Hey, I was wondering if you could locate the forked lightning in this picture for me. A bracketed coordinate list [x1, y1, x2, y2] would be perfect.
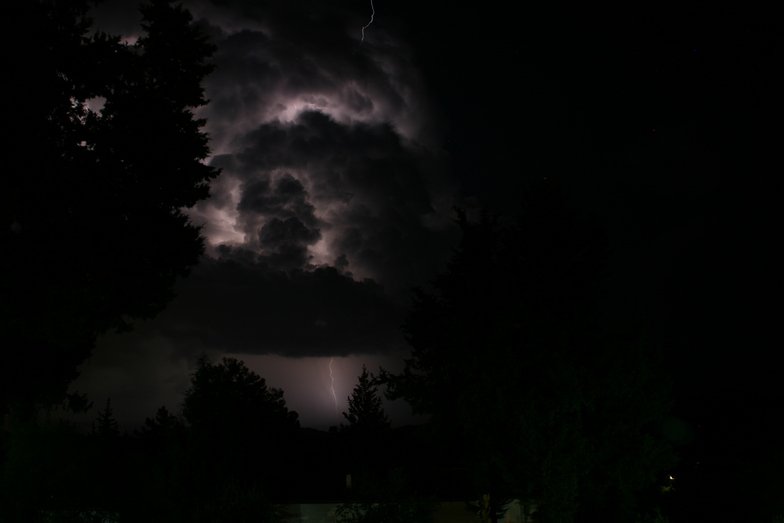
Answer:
[360, 0, 375, 44]
[329, 358, 339, 416]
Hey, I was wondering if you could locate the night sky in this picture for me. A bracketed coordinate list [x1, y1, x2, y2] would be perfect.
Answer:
[68, 1, 781, 432]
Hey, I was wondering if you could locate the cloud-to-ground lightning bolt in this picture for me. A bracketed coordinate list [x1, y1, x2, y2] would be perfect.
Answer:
[360, 0, 375, 44]
[329, 358, 339, 417]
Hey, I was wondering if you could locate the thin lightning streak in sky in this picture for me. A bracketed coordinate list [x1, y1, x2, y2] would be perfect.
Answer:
[360, 0, 375, 44]
[329, 358, 338, 417]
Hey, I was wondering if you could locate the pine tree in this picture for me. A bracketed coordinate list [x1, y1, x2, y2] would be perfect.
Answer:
[134, 405, 185, 455]
[93, 397, 120, 439]
[342, 365, 390, 435]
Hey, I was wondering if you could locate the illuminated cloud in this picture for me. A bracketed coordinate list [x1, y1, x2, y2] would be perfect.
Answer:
[184, 0, 461, 304]
[84, 0, 462, 359]
[71, 0, 459, 429]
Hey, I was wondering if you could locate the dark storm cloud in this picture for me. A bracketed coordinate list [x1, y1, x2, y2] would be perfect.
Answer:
[190, 0, 439, 156]
[257, 216, 320, 269]
[87, 0, 460, 363]
[236, 173, 316, 221]
[181, 0, 461, 311]
[229, 172, 323, 269]
[213, 108, 458, 297]
[158, 251, 406, 357]
[259, 217, 320, 247]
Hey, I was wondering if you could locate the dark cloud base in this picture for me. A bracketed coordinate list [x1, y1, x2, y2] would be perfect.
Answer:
[163, 251, 407, 358]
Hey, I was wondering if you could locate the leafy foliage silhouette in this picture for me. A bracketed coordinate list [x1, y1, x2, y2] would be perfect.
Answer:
[2, 2, 220, 517]
[182, 355, 299, 435]
[2, 0, 220, 416]
[182, 354, 299, 495]
[381, 180, 676, 523]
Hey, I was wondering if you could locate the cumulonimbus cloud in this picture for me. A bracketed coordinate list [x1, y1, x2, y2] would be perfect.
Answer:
[176, 0, 461, 346]
[92, 0, 463, 358]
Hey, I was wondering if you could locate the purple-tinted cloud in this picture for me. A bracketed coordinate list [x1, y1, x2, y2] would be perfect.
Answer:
[70, 0, 461, 429]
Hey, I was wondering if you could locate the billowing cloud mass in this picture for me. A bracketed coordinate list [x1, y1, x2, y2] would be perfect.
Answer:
[73, 0, 461, 428]
[166, 0, 461, 355]
[162, 0, 462, 355]
[190, 6, 454, 260]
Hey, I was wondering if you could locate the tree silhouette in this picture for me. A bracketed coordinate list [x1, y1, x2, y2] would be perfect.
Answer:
[182, 355, 299, 493]
[93, 397, 120, 439]
[135, 406, 183, 440]
[2, 0, 220, 416]
[183, 355, 299, 434]
[340, 365, 392, 480]
[0, 335, 94, 422]
[382, 180, 676, 523]
[342, 365, 390, 435]
[134, 405, 185, 459]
